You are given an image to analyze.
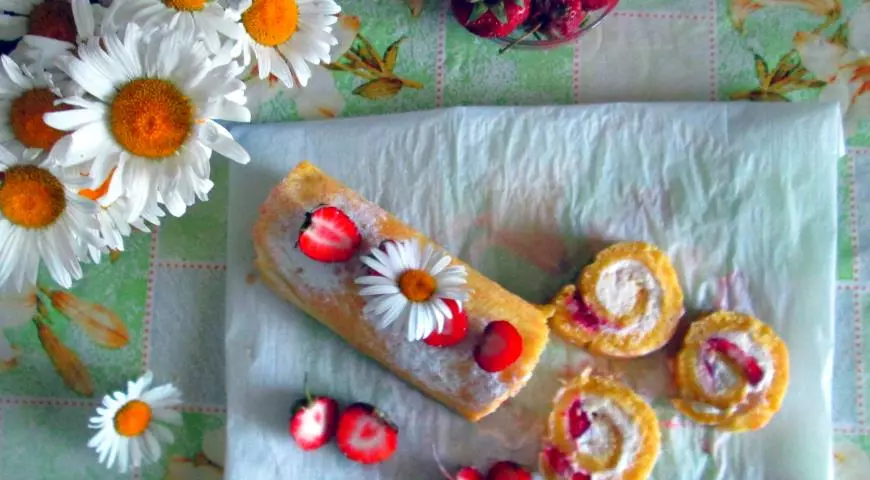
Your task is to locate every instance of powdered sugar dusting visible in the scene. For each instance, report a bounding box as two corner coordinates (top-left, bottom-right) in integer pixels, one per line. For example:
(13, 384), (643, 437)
(378, 319), (508, 405)
(266, 194), (387, 295)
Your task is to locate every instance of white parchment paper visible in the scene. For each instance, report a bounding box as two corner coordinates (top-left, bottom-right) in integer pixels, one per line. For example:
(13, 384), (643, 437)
(225, 104), (843, 480)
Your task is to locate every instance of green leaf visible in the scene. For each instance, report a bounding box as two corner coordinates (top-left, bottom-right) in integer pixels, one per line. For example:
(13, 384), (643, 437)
(492, 2), (508, 24)
(322, 62), (346, 72)
(468, 3), (488, 23)
(730, 90), (789, 102)
(353, 77), (404, 100)
(771, 51), (800, 84)
(513, 0), (525, 6)
(356, 35), (385, 72)
(754, 54), (769, 87)
(383, 36), (406, 73)
(830, 23), (849, 47)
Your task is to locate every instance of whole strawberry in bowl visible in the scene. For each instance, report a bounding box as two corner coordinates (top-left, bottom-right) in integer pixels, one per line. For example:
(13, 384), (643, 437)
(451, 0), (533, 38)
(487, 0), (620, 51)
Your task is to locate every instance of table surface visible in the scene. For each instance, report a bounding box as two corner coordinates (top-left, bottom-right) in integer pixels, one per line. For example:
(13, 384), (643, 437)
(0, 1), (868, 479)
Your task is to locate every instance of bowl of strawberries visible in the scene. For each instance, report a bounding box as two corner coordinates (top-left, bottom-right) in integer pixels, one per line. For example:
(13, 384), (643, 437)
(451, 0), (619, 51)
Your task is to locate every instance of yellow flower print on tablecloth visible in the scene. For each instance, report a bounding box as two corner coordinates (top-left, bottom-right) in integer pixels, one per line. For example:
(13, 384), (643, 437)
(834, 440), (870, 480)
(245, 13), (424, 120)
(244, 13), (359, 119)
(165, 427), (225, 480)
(730, 0), (841, 32)
(0, 286), (37, 369)
(794, 3), (870, 135)
(0, 285), (129, 396)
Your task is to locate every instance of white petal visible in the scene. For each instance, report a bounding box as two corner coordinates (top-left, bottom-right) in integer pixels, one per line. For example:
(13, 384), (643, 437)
(117, 436), (130, 473)
(360, 255), (393, 278)
(208, 100), (251, 123)
(0, 16), (27, 41)
(406, 302), (419, 341)
(44, 107), (103, 131)
(129, 436), (143, 470)
(794, 31), (844, 81)
(60, 52), (116, 102)
(154, 408), (182, 425)
(358, 284), (400, 296)
(384, 241), (406, 272)
(354, 275), (396, 286)
(197, 121), (250, 164)
(429, 255), (452, 276)
(71, 0), (95, 41)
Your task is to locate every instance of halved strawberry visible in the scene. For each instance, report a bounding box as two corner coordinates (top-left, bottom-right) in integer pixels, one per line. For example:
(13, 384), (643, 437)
(486, 460), (532, 480)
(336, 403), (398, 464)
(474, 320), (523, 373)
(705, 337), (764, 385)
(288, 380), (339, 451)
(424, 299), (469, 347)
(297, 205), (361, 263)
(456, 466), (485, 480)
(583, 0), (611, 10)
(565, 291), (608, 331)
(566, 398), (590, 439)
(542, 444), (591, 479)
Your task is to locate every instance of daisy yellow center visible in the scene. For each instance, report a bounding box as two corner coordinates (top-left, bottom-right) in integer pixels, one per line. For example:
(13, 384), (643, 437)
(0, 165), (66, 229)
(398, 269), (437, 302)
(109, 79), (194, 160)
(113, 400), (153, 437)
(79, 169), (115, 201)
(10, 88), (70, 150)
(241, 0), (299, 47)
(28, 0), (77, 44)
(163, 0), (207, 12)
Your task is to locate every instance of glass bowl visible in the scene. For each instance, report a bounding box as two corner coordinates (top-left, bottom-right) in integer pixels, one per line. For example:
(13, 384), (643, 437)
(491, 0), (620, 50)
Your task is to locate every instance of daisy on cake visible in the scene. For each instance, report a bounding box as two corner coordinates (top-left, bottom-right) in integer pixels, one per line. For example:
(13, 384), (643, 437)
(356, 238), (469, 341)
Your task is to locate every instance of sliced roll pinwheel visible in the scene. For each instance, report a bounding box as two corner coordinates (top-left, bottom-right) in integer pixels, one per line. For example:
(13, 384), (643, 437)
(671, 311), (789, 432)
(550, 242), (684, 357)
(539, 373), (660, 480)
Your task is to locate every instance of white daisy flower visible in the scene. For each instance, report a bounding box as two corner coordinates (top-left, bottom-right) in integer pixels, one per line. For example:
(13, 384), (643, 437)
(44, 25), (251, 222)
(79, 175), (165, 263)
(88, 371), (183, 473)
(0, 55), (75, 160)
(104, 0), (244, 54)
(0, 146), (101, 292)
(288, 13), (359, 119)
(0, 0), (78, 44)
(225, 0), (341, 88)
(14, 0), (106, 69)
(355, 238), (469, 342)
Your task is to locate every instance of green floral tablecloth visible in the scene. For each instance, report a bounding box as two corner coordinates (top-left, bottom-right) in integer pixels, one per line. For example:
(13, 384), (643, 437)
(1, 0), (868, 478)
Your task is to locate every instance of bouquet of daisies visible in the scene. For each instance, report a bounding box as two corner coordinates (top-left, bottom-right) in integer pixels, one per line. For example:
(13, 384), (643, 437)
(0, 0), (341, 293)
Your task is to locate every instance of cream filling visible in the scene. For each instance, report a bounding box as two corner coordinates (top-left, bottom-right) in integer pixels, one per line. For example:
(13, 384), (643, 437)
(594, 259), (663, 336)
(575, 395), (642, 479)
(691, 330), (775, 412)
